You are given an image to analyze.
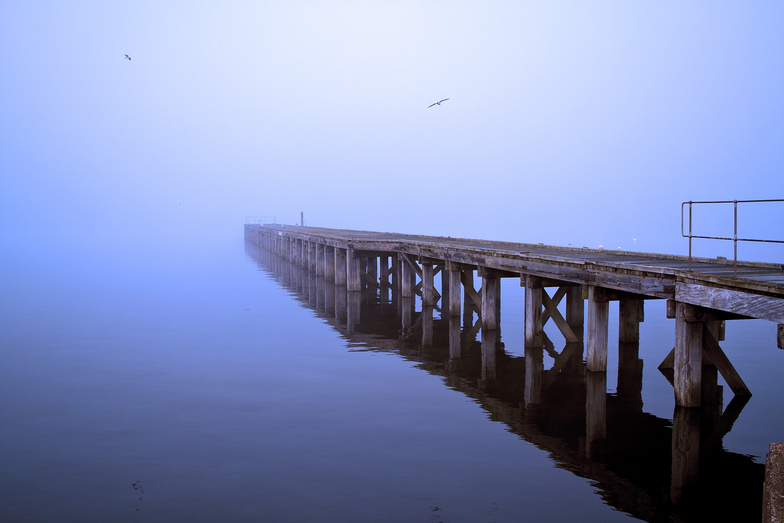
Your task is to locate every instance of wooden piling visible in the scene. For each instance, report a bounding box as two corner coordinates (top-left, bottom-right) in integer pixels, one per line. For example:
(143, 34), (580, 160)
(448, 263), (462, 317)
(586, 286), (609, 372)
(335, 248), (347, 286)
(763, 442), (784, 523)
(482, 269), (498, 330)
(675, 302), (703, 408)
(347, 249), (361, 292)
(422, 262), (435, 306)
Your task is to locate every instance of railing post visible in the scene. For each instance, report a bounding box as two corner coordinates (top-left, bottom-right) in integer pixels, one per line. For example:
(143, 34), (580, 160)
(733, 200), (738, 278)
(688, 201), (693, 271)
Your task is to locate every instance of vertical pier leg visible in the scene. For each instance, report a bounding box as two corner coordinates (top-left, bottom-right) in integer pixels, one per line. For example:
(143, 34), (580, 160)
(524, 276), (543, 349)
(367, 256), (378, 286)
(618, 299), (644, 407)
(401, 259), (412, 298)
(586, 286), (609, 372)
(300, 240), (307, 267)
(482, 269), (498, 330)
(315, 244), (324, 276)
(565, 285), (585, 372)
(441, 264), (450, 310)
(334, 248), (347, 286)
(448, 263), (462, 317)
(324, 246), (335, 280)
(422, 262), (435, 306)
(524, 275), (543, 406)
(347, 249), (361, 292)
(379, 256), (389, 286)
(675, 302), (703, 408)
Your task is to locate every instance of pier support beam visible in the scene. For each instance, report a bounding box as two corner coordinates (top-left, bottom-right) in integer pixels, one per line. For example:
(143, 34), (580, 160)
(379, 256), (389, 285)
(448, 262), (462, 317)
(401, 258), (412, 298)
(347, 249), (362, 292)
(675, 302), (703, 408)
(586, 286), (609, 372)
(324, 246), (335, 280)
(315, 244), (324, 276)
(422, 262), (435, 306)
(335, 248), (347, 286)
(482, 269), (499, 330)
(525, 276), (543, 349)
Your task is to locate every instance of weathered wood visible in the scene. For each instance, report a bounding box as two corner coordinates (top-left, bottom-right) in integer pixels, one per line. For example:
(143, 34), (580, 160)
(379, 256), (389, 285)
(482, 269), (498, 330)
(779, 324), (784, 350)
(702, 325), (751, 397)
(675, 302), (703, 407)
(763, 442), (784, 523)
(542, 289), (579, 343)
(401, 258), (412, 298)
(461, 270), (483, 312)
(541, 287), (567, 326)
(324, 246), (335, 280)
(619, 299), (644, 344)
(400, 252), (423, 279)
(422, 263), (435, 306)
(335, 248), (347, 285)
(676, 282), (784, 323)
(347, 249), (361, 292)
(525, 276), (543, 348)
(315, 243), (325, 276)
(448, 264), (462, 317)
(586, 286), (609, 372)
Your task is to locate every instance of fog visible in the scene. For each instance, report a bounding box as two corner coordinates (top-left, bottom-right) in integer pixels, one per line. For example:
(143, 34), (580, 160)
(2, 1), (783, 263)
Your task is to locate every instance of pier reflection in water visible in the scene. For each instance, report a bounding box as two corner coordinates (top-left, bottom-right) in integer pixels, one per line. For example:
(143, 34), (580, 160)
(248, 240), (765, 523)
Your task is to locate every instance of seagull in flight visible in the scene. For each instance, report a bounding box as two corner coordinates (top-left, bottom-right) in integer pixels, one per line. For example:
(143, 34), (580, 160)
(428, 98), (449, 108)
(124, 54), (131, 61)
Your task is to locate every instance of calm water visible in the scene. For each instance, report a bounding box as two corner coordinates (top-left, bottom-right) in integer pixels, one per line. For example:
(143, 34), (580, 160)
(1, 234), (781, 522)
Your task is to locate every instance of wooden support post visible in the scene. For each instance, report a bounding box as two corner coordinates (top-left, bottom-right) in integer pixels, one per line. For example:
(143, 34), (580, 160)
(448, 263), (462, 317)
(315, 244), (324, 276)
(401, 259), (412, 298)
(347, 249), (361, 292)
(675, 302), (703, 408)
(334, 248), (347, 285)
(422, 262), (435, 306)
(763, 442), (784, 523)
(324, 246), (335, 280)
(379, 256), (389, 285)
(401, 294), (413, 331)
(441, 264), (450, 310)
(619, 299), (644, 344)
(586, 286), (609, 372)
(482, 269), (498, 330)
(525, 276), (543, 348)
(367, 256), (378, 285)
(300, 240), (307, 267)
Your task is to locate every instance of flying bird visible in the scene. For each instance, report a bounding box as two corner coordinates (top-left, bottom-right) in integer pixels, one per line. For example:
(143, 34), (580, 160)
(428, 98), (449, 108)
(124, 54), (131, 61)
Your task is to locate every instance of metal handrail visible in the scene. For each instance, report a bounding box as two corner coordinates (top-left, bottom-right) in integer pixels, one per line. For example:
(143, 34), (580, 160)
(681, 199), (784, 277)
(245, 216), (277, 225)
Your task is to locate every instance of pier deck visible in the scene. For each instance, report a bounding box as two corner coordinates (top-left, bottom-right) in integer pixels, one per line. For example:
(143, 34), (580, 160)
(245, 223), (784, 409)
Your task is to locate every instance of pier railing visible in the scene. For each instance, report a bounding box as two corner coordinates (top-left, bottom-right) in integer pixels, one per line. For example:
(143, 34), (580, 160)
(681, 199), (784, 277)
(245, 215), (277, 225)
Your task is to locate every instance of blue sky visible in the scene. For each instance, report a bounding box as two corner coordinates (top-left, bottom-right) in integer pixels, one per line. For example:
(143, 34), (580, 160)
(1, 1), (782, 260)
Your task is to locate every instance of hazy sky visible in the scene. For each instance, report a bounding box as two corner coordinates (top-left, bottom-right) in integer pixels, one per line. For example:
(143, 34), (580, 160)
(1, 1), (782, 260)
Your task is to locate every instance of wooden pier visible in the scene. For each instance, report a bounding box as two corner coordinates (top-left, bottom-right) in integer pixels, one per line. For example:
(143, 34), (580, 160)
(245, 224), (784, 409)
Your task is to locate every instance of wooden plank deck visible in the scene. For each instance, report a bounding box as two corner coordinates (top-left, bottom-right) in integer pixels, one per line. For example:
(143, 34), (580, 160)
(249, 224), (784, 322)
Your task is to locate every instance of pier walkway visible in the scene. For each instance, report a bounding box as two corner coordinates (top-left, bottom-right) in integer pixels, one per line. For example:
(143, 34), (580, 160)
(245, 224), (784, 409)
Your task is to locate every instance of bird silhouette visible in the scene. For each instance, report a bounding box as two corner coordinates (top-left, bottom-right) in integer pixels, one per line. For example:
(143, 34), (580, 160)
(428, 98), (449, 108)
(124, 54), (131, 61)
